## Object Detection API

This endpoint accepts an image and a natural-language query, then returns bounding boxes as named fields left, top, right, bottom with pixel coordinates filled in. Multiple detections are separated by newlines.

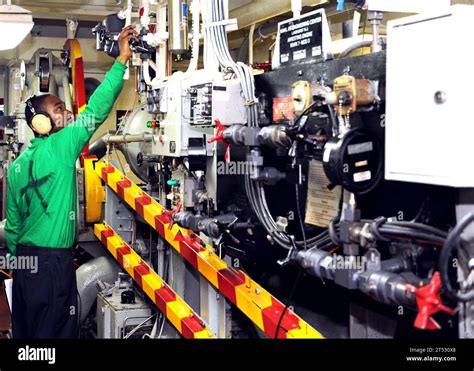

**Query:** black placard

left=278, top=11, right=324, bottom=66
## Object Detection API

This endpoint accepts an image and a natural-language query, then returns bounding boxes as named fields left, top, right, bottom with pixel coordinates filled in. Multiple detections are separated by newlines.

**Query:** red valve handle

left=160, top=202, right=182, bottom=230
left=406, top=272, right=456, bottom=330
left=208, top=119, right=230, bottom=162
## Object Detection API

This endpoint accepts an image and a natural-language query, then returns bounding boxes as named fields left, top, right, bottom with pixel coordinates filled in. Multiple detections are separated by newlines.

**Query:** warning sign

left=278, top=10, right=324, bottom=67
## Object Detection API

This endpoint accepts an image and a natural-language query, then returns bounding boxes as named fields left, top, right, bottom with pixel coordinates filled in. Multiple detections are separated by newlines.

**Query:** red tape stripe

left=216, top=268, right=246, bottom=305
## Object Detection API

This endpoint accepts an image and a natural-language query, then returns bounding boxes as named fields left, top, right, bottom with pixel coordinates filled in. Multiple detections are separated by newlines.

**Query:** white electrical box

left=96, top=288, right=152, bottom=339
left=385, top=5, right=474, bottom=188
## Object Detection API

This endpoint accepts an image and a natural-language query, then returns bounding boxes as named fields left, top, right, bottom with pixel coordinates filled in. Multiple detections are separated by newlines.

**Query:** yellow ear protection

left=26, top=96, right=54, bottom=135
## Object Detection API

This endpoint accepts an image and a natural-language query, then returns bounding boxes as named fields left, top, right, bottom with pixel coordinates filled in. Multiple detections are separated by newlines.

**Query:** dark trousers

left=12, top=245, right=79, bottom=339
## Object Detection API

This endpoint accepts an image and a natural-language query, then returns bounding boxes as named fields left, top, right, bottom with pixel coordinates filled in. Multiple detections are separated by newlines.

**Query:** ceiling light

left=0, top=0, right=34, bottom=51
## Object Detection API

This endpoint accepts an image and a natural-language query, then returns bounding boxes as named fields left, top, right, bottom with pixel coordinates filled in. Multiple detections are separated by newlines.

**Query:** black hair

left=24, top=94, right=52, bottom=128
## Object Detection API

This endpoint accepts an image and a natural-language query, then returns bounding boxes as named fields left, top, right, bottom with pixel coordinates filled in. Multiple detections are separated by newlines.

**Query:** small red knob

left=406, top=272, right=456, bottom=330
left=160, top=202, right=182, bottom=230
left=208, top=119, right=230, bottom=162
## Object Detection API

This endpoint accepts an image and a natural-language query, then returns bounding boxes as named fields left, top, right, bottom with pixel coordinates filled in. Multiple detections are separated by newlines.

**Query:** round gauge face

left=323, top=129, right=382, bottom=194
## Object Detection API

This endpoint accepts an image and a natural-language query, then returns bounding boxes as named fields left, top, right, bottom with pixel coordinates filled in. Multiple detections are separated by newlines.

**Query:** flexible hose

left=439, top=212, right=474, bottom=302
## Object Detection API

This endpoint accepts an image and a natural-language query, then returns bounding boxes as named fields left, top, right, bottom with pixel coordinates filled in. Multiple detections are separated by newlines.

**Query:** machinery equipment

left=2, top=0, right=474, bottom=340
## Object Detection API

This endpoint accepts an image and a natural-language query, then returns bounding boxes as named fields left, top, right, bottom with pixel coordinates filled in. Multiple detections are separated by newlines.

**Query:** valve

left=159, top=202, right=182, bottom=230
left=208, top=119, right=230, bottom=162
left=406, top=272, right=456, bottom=330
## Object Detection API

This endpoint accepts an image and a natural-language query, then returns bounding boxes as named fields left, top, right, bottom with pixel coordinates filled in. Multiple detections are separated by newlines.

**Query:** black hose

left=439, top=212, right=474, bottom=302
left=329, top=218, right=342, bottom=246
left=379, top=226, right=445, bottom=245
left=387, top=221, right=448, bottom=238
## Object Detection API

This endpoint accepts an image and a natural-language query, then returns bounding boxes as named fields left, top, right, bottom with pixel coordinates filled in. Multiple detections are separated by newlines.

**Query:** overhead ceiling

left=10, top=0, right=255, bottom=21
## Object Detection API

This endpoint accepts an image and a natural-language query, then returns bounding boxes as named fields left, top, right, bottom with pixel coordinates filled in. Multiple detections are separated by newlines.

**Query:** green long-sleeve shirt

left=4, top=60, right=127, bottom=256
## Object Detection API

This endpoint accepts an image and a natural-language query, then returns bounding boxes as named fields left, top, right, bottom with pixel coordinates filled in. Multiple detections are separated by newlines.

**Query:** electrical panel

left=184, top=79, right=247, bottom=127
left=385, top=5, right=474, bottom=187
left=96, top=289, right=152, bottom=339
left=149, top=76, right=214, bottom=158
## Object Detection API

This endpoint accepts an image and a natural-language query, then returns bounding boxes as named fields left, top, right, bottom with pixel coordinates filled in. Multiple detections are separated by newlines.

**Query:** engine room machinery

left=2, top=0, right=474, bottom=340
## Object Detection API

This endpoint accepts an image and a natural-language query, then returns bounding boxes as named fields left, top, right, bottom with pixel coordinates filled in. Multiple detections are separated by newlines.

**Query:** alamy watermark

left=0, top=255, right=38, bottom=274
left=69, top=113, right=96, bottom=130
left=18, top=345, right=55, bottom=365
left=217, top=160, right=258, bottom=176
left=328, top=254, right=373, bottom=271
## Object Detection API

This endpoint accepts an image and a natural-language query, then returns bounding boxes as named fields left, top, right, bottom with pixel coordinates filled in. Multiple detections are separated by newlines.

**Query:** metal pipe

left=295, top=248, right=415, bottom=307
left=157, top=239, right=165, bottom=277
left=125, top=0, right=133, bottom=80
left=183, top=0, right=200, bottom=77
left=248, top=23, right=255, bottom=65
left=103, top=132, right=153, bottom=144
left=76, top=256, right=120, bottom=323
left=338, top=40, right=372, bottom=58
left=88, top=132, right=108, bottom=159
left=291, top=0, right=302, bottom=18
left=66, top=18, right=78, bottom=39
left=367, top=10, right=383, bottom=53
left=295, top=248, right=335, bottom=281
left=61, top=68, right=73, bottom=112
left=380, top=256, right=411, bottom=273
left=356, top=269, right=414, bottom=306
left=168, top=0, right=189, bottom=57
left=142, top=60, right=158, bottom=88
left=141, top=0, right=151, bottom=29
left=230, top=0, right=328, bottom=31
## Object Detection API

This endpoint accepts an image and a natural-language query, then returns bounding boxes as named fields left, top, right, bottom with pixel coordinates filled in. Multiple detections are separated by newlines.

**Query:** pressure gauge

left=323, top=128, right=382, bottom=194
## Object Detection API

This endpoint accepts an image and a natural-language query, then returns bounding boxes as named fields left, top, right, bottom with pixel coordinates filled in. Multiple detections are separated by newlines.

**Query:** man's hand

left=116, top=25, right=139, bottom=65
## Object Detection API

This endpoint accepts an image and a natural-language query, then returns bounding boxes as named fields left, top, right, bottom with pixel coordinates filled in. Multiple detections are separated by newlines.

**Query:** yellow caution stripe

left=94, top=160, right=323, bottom=339
left=94, top=223, right=216, bottom=339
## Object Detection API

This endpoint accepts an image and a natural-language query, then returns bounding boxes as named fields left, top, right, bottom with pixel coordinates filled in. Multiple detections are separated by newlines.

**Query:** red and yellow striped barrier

left=94, top=159, right=323, bottom=339
left=94, top=223, right=216, bottom=338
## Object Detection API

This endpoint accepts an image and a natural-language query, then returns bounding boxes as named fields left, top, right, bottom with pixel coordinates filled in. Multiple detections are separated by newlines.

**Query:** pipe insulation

left=76, top=256, right=121, bottom=323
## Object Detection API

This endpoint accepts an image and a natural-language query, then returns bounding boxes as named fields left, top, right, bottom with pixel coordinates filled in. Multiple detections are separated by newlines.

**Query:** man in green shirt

left=4, top=25, right=138, bottom=338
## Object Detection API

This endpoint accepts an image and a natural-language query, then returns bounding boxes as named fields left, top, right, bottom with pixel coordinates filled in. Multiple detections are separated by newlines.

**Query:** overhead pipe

left=229, top=0, right=328, bottom=31
left=140, top=0, right=151, bottom=29
left=118, top=0, right=133, bottom=80
left=248, top=23, right=255, bottom=66
left=183, top=0, right=201, bottom=78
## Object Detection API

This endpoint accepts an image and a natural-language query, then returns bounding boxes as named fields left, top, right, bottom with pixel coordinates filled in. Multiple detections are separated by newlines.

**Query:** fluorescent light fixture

left=0, top=1, right=34, bottom=51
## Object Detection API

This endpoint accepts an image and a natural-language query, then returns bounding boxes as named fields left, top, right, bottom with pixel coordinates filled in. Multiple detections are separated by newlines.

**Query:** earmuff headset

left=26, top=95, right=54, bottom=135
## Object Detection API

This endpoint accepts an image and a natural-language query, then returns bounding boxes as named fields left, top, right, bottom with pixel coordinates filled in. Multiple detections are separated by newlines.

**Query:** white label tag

left=353, top=170, right=372, bottom=183
left=305, top=160, right=341, bottom=228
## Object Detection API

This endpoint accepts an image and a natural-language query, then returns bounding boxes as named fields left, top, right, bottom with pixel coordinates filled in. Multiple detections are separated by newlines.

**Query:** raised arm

left=51, top=25, right=138, bottom=166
